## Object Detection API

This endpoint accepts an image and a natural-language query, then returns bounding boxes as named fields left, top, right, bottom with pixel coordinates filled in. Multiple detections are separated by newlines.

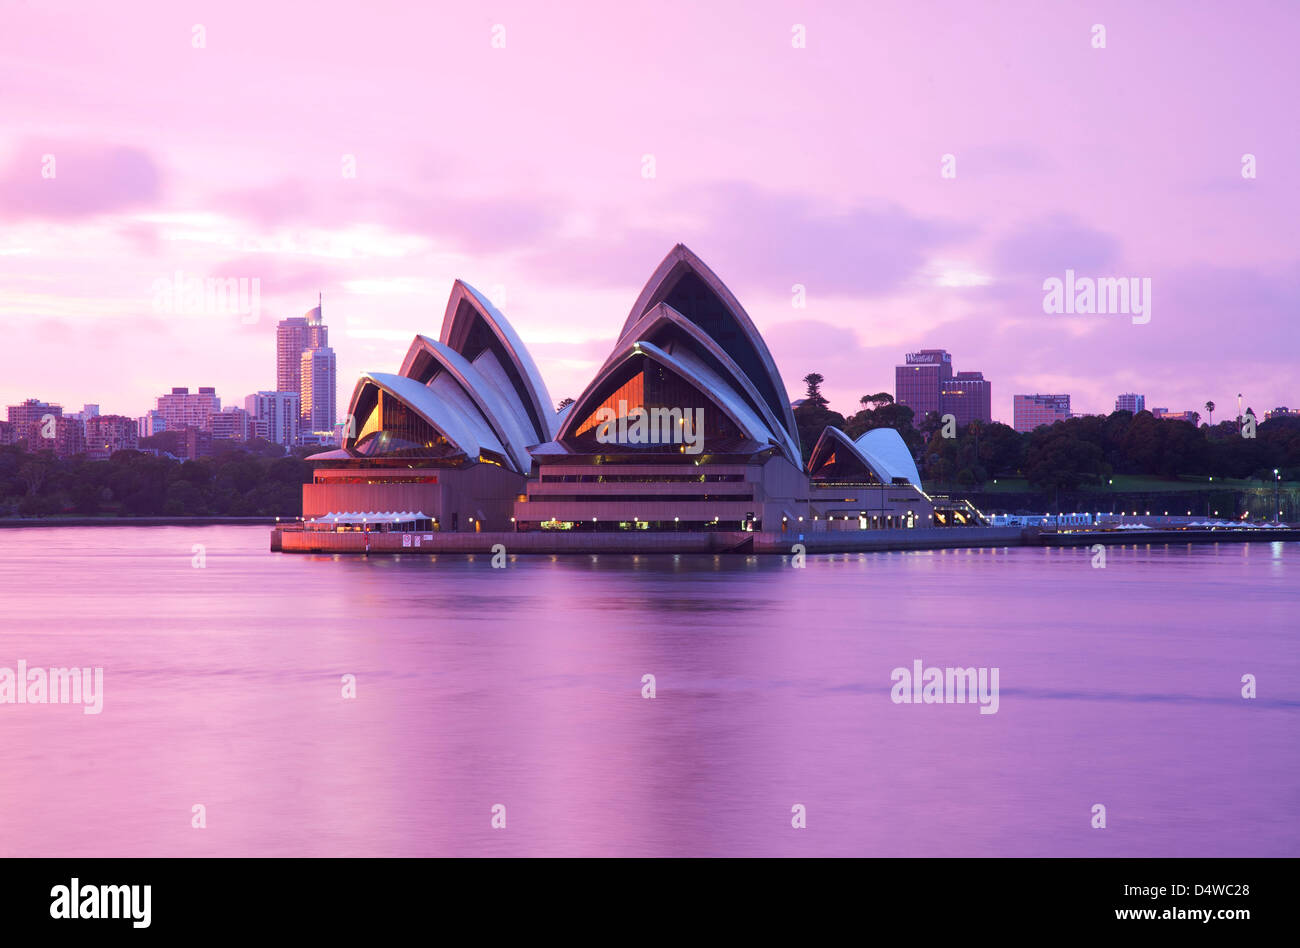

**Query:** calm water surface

left=0, top=525, right=1296, bottom=857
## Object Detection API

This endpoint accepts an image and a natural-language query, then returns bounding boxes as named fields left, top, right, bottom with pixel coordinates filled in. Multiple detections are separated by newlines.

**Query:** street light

left=1275, top=469, right=1282, bottom=523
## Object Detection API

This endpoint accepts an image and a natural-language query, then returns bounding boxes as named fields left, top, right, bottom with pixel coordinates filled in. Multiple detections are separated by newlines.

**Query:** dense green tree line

left=794, top=373, right=1300, bottom=490
left=0, top=443, right=314, bottom=517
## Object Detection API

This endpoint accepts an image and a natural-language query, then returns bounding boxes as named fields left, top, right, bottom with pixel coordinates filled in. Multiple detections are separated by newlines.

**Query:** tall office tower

left=1013, top=394, right=1072, bottom=433
left=277, top=318, right=311, bottom=396
left=155, top=386, right=221, bottom=431
left=895, top=350, right=952, bottom=423
left=245, top=391, right=301, bottom=447
left=942, top=371, right=992, bottom=427
left=300, top=345, right=337, bottom=435
left=277, top=296, right=328, bottom=397
left=305, top=296, right=327, bottom=348
left=895, top=350, right=993, bottom=426
left=1115, top=393, right=1146, bottom=413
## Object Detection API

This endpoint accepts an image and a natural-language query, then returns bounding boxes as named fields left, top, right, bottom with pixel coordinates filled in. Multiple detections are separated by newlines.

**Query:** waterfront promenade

left=271, top=524, right=1298, bottom=555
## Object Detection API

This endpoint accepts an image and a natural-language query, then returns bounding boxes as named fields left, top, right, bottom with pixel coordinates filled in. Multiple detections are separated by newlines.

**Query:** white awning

left=310, top=511, right=432, bottom=524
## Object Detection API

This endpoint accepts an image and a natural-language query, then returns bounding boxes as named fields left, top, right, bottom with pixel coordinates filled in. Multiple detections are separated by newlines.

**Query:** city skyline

left=3, top=357, right=1286, bottom=435
left=1, top=2, right=1296, bottom=427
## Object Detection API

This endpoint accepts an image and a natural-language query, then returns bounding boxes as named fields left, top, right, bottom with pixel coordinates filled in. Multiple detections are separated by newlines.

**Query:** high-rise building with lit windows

left=942, top=371, right=992, bottom=427
left=279, top=297, right=336, bottom=441
left=301, top=345, right=337, bottom=435
left=895, top=351, right=991, bottom=426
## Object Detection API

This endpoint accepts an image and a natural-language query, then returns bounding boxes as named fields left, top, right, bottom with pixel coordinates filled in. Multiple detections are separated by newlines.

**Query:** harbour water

left=0, top=525, right=1295, bottom=856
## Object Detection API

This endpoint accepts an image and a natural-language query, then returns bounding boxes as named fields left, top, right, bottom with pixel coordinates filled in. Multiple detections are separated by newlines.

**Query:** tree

left=802, top=373, right=828, bottom=410
left=1204, top=401, right=1215, bottom=426
left=859, top=392, right=893, bottom=410
left=792, top=372, right=844, bottom=464
left=917, top=410, right=944, bottom=441
left=557, top=397, right=575, bottom=412
left=1025, top=427, right=1106, bottom=491
left=18, top=456, right=54, bottom=496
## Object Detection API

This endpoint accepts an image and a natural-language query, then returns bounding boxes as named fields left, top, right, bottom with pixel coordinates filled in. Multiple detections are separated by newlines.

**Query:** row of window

left=526, top=493, right=755, bottom=503
left=539, top=473, right=745, bottom=483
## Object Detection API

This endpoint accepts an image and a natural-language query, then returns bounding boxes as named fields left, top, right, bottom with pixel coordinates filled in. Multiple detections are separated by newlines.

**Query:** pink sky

left=1, top=0, right=1296, bottom=425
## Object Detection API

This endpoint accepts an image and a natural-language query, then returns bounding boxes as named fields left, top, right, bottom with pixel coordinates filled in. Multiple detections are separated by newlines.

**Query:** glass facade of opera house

left=301, top=245, right=957, bottom=535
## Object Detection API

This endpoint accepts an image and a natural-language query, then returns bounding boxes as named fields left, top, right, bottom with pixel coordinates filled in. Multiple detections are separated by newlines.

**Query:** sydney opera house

left=284, top=246, right=960, bottom=552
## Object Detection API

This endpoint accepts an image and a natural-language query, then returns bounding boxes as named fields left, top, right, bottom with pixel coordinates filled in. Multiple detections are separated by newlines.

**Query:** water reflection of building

left=301, top=245, right=937, bottom=536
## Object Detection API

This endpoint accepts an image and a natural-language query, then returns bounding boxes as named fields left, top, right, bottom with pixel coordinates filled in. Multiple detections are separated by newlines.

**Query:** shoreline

left=3, top=518, right=1293, bottom=550
left=270, top=524, right=1299, bottom=555
left=0, top=516, right=280, bottom=528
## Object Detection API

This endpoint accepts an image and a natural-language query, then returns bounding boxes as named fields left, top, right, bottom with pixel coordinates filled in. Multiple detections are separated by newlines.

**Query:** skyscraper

left=277, top=296, right=336, bottom=441
left=942, top=371, right=992, bottom=427
left=276, top=303, right=318, bottom=397
left=305, top=298, right=328, bottom=348
left=895, top=350, right=951, bottom=422
left=1115, top=393, right=1146, bottom=414
left=300, top=346, right=337, bottom=434
left=895, top=350, right=991, bottom=426
left=1013, top=394, right=1071, bottom=432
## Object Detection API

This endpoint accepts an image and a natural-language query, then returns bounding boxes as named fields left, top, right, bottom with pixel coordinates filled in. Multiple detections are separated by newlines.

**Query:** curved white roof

left=350, top=371, right=506, bottom=462
left=608, top=302, right=802, bottom=464
left=854, top=428, right=922, bottom=487
left=440, top=280, right=556, bottom=442
left=806, top=426, right=923, bottom=489
left=398, top=334, right=539, bottom=473
left=555, top=339, right=781, bottom=452
left=619, top=244, right=799, bottom=449
left=807, top=427, right=884, bottom=482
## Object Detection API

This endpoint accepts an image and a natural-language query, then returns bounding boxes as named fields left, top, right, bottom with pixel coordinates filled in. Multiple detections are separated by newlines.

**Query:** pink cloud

left=0, top=142, right=162, bottom=219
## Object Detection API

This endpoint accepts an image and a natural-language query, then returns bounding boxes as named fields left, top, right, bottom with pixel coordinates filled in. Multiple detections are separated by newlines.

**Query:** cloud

left=0, top=142, right=163, bottom=219
left=959, top=144, right=1053, bottom=177
left=991, top=213, right=1121, bottom=278
left=507, top=181, right=973, bottom=298
left=206, top=176, right=973, bottom=299
left=211, top=177, right=562, bottom=253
